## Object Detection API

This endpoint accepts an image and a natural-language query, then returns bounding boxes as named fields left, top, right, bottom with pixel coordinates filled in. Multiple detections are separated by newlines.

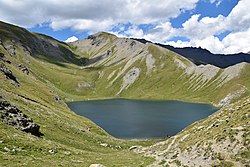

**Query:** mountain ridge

left=69, top=31, right=249, bottom=106
left=129, top=35, right=250, bottom=68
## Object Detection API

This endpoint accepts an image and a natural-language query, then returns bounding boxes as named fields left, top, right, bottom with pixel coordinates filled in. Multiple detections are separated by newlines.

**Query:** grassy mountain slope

left=0, top=21, right=249, bottom=166
left=0, top=22, right=156, bottom=166
left=68, top=32, right=250, bottom=105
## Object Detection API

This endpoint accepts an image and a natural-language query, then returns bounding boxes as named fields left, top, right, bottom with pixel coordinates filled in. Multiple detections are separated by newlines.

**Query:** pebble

left=129, top=145, right=142, bottom=150
left=63, top=151, right=71, bottom=155
left=100, top=143, right=108, bottom=147
left=4, top=147, right=10, bottom=152
left=49, top=149, right=57, bottom=154
left=89, top=164, right=106, bottom=167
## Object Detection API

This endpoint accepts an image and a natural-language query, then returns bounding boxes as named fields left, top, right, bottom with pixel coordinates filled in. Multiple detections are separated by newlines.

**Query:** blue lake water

left=67, top=99, right=218, bottom=139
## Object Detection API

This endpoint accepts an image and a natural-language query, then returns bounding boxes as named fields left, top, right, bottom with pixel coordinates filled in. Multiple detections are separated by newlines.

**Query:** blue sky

left=0, top=0, right=249, bottom=54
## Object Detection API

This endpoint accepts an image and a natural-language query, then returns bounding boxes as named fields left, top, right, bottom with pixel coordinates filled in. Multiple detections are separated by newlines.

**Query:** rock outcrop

left=17, top=64, right=29, bottom=75
left=0, top=52, right=11, bottom=64
left=0, top=63, right=19, bottom=86
left=2, top=42, right=16, bottom=56
left=0, top=52, right=4, bottom=59
left=0, top=97, right=43, bottom=137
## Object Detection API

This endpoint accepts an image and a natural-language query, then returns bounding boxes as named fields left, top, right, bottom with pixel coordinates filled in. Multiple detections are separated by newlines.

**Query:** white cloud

left=65, top=36, right=78, bottom=43
left=165, top=40, right=192, bottom=48
left=0, top=0, right=199, bottom=29
left=179, top=14, right=226, bottom=39
left=222, top=27, right=250, bottom=54
left=123, top=22, right=176, bottom=43
left=0, top=0, right=249, bottom=54
left=125, top=0, right=250, bottom=54
left=50, top=19, right=114, bottom=33
left=226, top=0, right=250, bottom=31
left=208, top=0, right=222, bottom=7
left=124, top=25, right=144, bottom=38
left=165, top=28, right=250, bottom=54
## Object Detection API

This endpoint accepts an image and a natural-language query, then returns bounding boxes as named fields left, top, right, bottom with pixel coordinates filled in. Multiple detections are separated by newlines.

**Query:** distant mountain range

left=133, top=38, right=250, bottom=68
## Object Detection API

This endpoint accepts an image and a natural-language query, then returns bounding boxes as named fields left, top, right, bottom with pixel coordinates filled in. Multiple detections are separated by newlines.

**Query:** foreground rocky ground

left=134, top=97, right=250, bottom=166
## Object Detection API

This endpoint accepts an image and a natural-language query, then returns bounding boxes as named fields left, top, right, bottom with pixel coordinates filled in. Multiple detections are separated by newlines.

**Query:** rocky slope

left=0, top=21, right=249, bottom=166
left=0, top=97, right=43, bottom=137
left=69, top=32, right=250, bottom=106
left=134, top=97, right=250, bottom=166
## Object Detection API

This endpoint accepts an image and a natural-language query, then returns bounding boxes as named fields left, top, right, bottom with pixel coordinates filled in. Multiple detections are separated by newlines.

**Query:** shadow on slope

left=0, top=21, right=87, bottom=66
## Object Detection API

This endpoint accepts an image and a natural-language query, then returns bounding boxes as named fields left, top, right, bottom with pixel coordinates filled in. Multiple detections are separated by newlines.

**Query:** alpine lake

left=67, top=99, right=218, bottom=139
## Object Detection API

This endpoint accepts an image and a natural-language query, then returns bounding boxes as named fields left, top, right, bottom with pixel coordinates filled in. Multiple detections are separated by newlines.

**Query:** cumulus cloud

left=124, top=25, right=144, bottom=38
left=0, top=0, right=199, bottom=30
left=222, top=28, right=250, bottom=54
left=179, top=14, right=226, bottom=39
left=65, top=36, right=78, bottom=43
left=209, top=0, right=222, bottom=7
left=0, top=0, right=249, bottom=54
left=124, top=0, right=250, bottom=54
left=165, top=27, right=250, bottom=54
left=226, top=0, right=250, bottom=31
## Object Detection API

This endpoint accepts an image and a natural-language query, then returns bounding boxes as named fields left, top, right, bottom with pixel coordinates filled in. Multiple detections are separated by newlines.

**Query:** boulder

left=0, top=63, right=19, bottom=86
left=129, top=145, right=142, bottom=150
left=0, top=52, right=4, bottom=59
left=49, top=149, right=57, bottom=154
left=17, top=64, right=29, bottom=75
left=0, top=53, right=11, bottom=64
left=55, top=95, right=61, bottom=102
left=0, top=97, right=43, bottom=137
left=3, top=43, right=15, bottom=56
left=100, top=143, right=108, bottom=147
left=106, top=50, right=111, bottom=56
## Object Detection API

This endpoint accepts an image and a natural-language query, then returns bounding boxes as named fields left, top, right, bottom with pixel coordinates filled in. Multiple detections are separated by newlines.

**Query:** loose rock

left=0, top=52, right=4, bottom=59
left=100, top=143, right=108, bottom=147
left=63, top=151, right=71, bottom=155
left=49, top=149, right=56, bottom=154
left=17, top=64, right=29, bottom=75
left=4, top=147, right=10, bottom=152
left=89, top=164, right=106, bottom=167
left=3, top=43, right=15, bottom=56
left=55, top=95, right=61, bottom=102
left=0, top=97, right=43, bottom=137
left=0, top=63, right=19, bottom=86
left=129, top=145, right=142, bottom=150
